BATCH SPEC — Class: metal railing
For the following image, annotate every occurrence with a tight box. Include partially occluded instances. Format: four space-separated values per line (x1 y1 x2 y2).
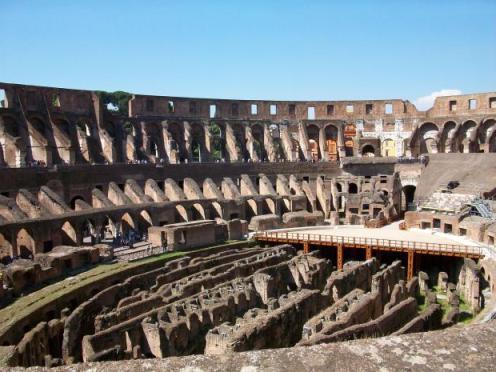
254 231 483 256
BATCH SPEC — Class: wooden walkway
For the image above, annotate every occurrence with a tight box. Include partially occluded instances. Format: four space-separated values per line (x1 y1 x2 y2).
254 231 483 279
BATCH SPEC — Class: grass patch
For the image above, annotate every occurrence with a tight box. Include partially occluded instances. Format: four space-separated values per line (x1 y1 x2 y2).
0 240 252 339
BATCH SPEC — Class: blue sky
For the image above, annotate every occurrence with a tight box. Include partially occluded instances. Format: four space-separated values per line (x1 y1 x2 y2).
1 0 495 108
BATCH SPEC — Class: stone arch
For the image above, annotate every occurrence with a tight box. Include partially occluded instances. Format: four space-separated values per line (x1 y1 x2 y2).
246 199 258 222
324 124 339 161
361 144 375 157
190 123 205 162
192 203 206 220
61 221 78 246
251 124 265 160
27 116 49 165
479 118 496 152
211 201 223 219
402 185 416 212
0 115 26 167
415 122 439 155
335 182 342 193
307 124 320 161
102 216 117 241
70 195 86 209
168 122 186 162
81 219 97 245
175 205 189 223
439 121 458 153
208 121 226 161
230 122 249 161
121 212 136 237
457 120 478 153
0 232 13 262
16 228 35 258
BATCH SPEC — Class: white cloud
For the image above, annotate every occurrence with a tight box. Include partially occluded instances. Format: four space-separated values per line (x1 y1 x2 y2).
414 89 462 111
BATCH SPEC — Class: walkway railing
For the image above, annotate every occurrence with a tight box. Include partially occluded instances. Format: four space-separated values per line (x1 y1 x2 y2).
254 231 483 257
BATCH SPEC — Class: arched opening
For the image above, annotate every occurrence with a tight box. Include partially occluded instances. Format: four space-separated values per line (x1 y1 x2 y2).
0 233 13 263
361 144 375 157
192 203 206 220
479 119 496 152
175 205 189 223
269 124 285 161
82 219 96 245
246 199 258 222
61 221 78 246
381 139 396 157
307 125 321 161
335 183 342 193
211 201 223 219
121 213 136 242
191 123 205 162
1 116 26 167
402 185 417 212
28 117 49 165
415 123 439 155
168 122 186 162
458 120 478 153
231 123 249 161
17 228 35 258
102 216 117 242
325 125 339 161
252 124 266 161
440 121 457 153
209 122 226 161
70 195 85 209
349 183 358 194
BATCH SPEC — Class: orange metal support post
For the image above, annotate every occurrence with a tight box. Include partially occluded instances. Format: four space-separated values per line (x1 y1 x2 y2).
337 244 343 270
366 246 372 260
407 250 415 280
303 241 310 254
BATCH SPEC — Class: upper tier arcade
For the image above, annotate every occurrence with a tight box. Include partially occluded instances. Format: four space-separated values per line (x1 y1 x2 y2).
1 82 495 168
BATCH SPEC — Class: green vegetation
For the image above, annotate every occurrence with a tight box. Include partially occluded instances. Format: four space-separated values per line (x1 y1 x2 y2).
209 121 223 160
0 240 251 340
417 286 474 324
95 90 132 116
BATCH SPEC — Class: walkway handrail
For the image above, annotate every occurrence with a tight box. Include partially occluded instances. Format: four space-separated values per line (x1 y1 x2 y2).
254 231 483 256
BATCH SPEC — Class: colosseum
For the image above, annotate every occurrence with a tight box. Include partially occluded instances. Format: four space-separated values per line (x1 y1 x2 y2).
0 82 495 370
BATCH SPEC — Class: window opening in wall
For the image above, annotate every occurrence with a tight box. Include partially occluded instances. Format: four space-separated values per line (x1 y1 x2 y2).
385 103 393 114
209 104 217 118
1 192 9 197
95 185 103 191
251 104 258 115
307 107 315 120
270 104 277 115
346 104 354 113
0 88 6 108
489 97 496 109
118 183 124 190
366 104 373 115
327 104 334 115
444 224 453 233
469 99 477 110
168 100 175 113
433 218 441 229
146 99 154 112
449 100 457 111
303 176 310 183
459 228 467 236
421 222 431 229
189 101 197 114
52 94 61 108
288 104 296 115
232 103 239 116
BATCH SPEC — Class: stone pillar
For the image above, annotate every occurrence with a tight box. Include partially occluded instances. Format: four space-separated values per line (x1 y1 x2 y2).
319 126 326 161
245 125 258 161
225 122 239 162
337 125 346 159
183 121 192 162
263 124 277 162
298 122 310 161
204 121 212 162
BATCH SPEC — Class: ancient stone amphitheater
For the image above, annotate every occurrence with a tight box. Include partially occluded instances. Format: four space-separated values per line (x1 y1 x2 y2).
0 83 495 370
